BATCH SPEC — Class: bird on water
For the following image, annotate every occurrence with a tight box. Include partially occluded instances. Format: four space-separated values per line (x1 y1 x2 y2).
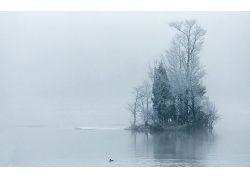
109 159 113 162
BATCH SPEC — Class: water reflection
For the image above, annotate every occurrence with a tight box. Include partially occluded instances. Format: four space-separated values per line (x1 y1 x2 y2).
131 130 216 166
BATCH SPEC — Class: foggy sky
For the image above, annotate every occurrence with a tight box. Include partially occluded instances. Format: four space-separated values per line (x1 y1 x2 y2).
0 12 250 126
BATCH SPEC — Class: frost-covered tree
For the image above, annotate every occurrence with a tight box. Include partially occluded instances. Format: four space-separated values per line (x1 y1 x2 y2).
165 19 218 129
151 61 174 125
201 98 220 129
127 82 154 129
137 80 152 125
127 19 219 131
127 86 142 128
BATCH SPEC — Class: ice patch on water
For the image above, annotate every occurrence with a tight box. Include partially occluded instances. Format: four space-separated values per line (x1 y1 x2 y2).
75 126 124 130
75 127 96 130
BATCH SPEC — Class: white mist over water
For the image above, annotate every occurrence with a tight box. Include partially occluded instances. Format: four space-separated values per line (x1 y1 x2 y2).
0 12 250 167
0 12 250 128
0 112 250 167
0 97 250 167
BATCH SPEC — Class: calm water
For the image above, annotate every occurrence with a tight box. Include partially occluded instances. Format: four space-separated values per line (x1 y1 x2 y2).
0 103 250 167
0 125 250 167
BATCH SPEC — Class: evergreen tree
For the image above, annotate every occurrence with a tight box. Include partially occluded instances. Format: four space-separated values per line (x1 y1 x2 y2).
151 61 173 125
127 19 220 131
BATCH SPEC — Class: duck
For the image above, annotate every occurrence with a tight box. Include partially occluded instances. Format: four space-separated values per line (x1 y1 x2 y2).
109 159 114 162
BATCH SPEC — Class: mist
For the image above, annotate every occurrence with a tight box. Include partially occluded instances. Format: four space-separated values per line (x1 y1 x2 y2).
0 12 249 127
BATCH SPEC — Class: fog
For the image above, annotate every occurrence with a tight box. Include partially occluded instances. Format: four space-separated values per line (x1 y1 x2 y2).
0 12 250 127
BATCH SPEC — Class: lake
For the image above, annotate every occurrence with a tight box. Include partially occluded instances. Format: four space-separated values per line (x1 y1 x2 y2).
0 103 250 167
0 126 250 167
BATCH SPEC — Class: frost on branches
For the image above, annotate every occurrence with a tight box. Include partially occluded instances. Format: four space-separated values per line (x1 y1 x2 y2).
127 19 220 131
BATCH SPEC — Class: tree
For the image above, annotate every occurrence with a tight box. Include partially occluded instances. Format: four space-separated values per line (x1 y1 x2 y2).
137 80 154 126
151 61 173 126
127 19 220 131
201 98 220 129
165 19 208 128
127 86 142 128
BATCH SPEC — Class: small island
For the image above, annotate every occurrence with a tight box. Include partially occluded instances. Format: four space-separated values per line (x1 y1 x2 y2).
126 19 220 132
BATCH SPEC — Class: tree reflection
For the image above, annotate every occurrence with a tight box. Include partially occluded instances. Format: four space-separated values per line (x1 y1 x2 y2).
130 130 216 166
151 130 216 166
130 131 151 156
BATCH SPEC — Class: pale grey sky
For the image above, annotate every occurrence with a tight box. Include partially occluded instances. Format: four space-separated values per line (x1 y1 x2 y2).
0 12 249 126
